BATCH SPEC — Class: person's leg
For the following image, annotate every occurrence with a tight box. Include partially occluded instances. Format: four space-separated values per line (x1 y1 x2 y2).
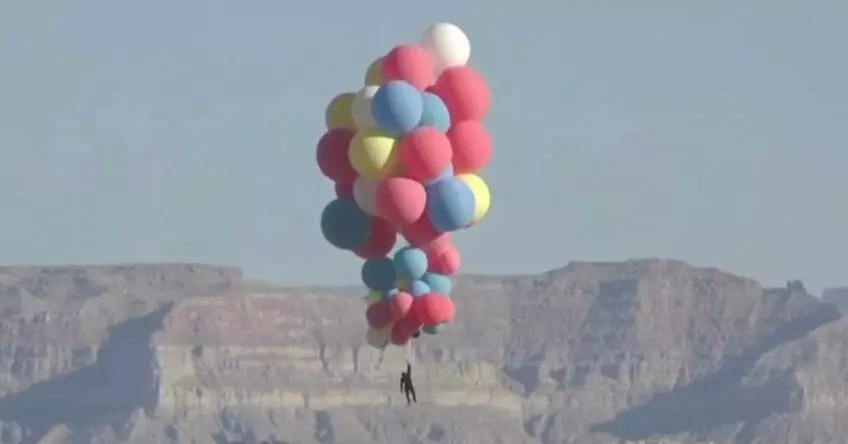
410 386 417 403
405 389 412 405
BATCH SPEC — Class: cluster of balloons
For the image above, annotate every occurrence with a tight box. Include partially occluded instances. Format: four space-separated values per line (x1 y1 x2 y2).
317 22 492 349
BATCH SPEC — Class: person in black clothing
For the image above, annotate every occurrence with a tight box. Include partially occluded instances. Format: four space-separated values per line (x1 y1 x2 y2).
399 363 416 405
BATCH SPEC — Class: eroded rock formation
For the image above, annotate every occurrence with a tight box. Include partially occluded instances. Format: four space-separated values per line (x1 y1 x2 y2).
0 260 844 443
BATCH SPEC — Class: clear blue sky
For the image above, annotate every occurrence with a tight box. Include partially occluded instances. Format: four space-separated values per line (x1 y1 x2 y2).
1 1 846 292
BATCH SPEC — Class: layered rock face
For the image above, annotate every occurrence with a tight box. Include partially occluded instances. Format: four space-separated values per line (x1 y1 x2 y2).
0 260 844 444
822 288 848 313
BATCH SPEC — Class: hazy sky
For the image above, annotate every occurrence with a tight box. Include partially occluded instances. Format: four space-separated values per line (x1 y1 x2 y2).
1 1 846 291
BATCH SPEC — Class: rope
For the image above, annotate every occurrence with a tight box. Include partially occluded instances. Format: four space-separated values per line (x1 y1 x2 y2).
406 341 417 365
375 337 389 370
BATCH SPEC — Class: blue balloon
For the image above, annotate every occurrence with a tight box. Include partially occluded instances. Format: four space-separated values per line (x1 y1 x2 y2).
418 92 451 133
409 280 431 297
421 272 452 295
371 81 424 136
425 165 454 186
320 198 371 250
361 257 397 292
392 246 428 280
426 177 476 232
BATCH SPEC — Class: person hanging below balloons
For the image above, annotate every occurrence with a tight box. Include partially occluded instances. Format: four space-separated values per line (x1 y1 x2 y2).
315 21 492 403
399 362 417 405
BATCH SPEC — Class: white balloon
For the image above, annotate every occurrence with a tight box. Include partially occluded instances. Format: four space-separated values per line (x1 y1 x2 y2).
365 326 391 349
352 85 379 130
421 22 471 74
353 176 379 216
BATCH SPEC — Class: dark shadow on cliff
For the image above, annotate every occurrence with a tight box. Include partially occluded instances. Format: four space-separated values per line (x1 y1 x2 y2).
0 303 173 444
502 350 545 396
590 299 841 441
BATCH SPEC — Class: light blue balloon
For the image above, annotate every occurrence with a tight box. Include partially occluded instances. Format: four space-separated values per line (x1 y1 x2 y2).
421 272 452 295
418 92 451 133
320 198 371 250
392 246 428 280
361 257 397 292
424 165 454 187
425 177 476 232
409 280 431 297
371 81 424 136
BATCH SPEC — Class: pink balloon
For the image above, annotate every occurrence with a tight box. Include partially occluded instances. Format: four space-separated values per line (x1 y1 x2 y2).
317 129 357 184
411 292 454 327
381 45 434 91
431 66 491 123
354 217 397 259
446 121 492 174
427 240 461 275
388 291 414 320
400 128 453 182
366 301 392 330
376 178 427 227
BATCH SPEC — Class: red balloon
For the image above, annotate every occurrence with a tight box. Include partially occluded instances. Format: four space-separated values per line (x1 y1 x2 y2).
427 240 461 275
388 291 414 321
402 216 449 249
317 129 357 184
366 301 392 330
400 128 453 182
446 121 492 174
390 321 411 345
411 292 454 327
376 177 426 227
397 314 424 335
432 66 491 123
334 181 354 198
354 217 397 259
381 45 434 91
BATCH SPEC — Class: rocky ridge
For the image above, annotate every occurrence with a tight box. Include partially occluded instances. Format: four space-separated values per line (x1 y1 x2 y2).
822 288 848 314
0 260 845 443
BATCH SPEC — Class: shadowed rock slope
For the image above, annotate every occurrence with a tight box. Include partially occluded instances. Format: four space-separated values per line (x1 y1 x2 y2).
0 260 844 444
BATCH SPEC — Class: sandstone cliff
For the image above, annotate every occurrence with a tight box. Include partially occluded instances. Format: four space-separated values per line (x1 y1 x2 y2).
0 260 844 444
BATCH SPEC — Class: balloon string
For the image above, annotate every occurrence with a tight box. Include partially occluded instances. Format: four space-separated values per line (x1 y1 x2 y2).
405 341 414 365
375 337 389 370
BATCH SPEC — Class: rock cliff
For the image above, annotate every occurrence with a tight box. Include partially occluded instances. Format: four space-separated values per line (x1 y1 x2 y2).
0 260 844 444
822 288 848 314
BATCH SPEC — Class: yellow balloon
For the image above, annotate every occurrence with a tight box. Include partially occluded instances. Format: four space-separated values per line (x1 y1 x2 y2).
365 58 383 86
348 128 399 179
325 92 355 130
457 173 491 223
363 290 382 305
